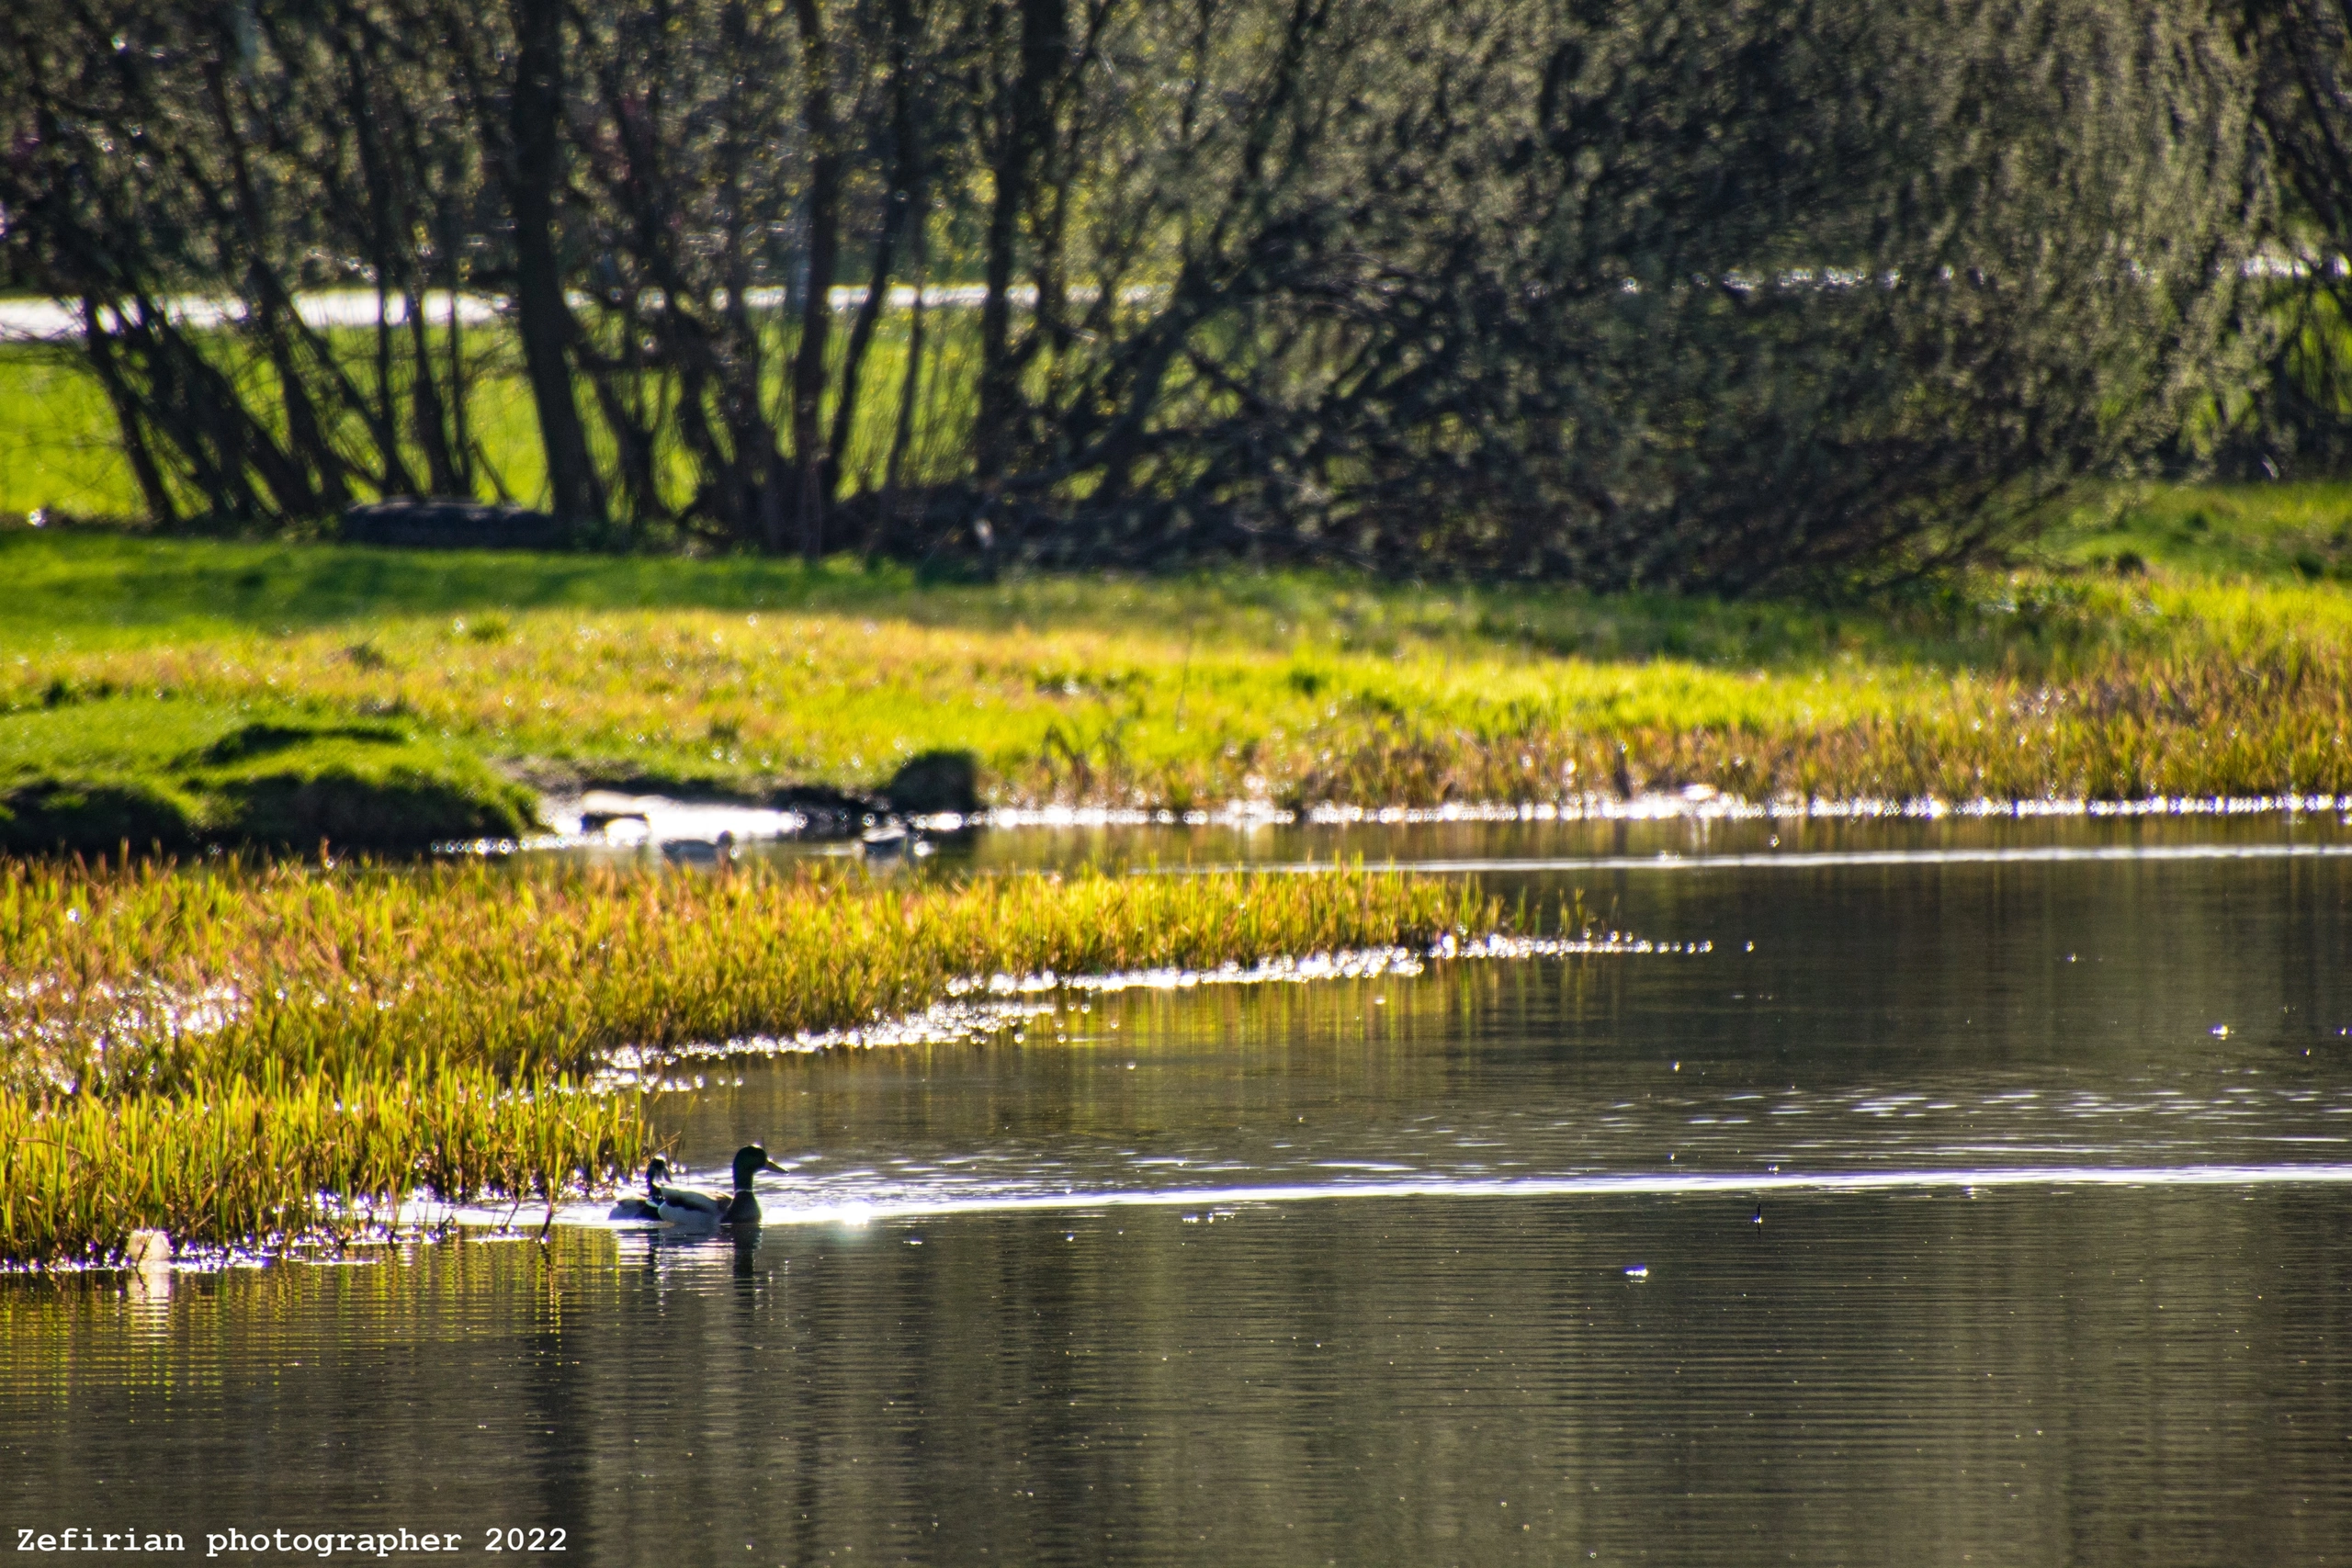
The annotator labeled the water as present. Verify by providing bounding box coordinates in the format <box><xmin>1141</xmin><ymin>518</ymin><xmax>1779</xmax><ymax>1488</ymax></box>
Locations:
<box><xmin>532</xmin><ymin>791</ymin><xmax>2352</xmax><ymax>877</ymax></box>
<box><xmin>6</xmin><ymin>838</ymin><xmax>2352</xmax><ymax>1564</ymax></box>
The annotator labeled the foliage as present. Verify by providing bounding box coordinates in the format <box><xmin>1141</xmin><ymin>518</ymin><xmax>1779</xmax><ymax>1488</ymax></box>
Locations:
<box><xmin>0</xmin><ymin>0</ymin><xmax>2269</xmax><ymax>589</ymax></box>
<box><xmin>0</xmin><ymin>1066</ymin><xmax>641</xmax><ymax>1265</ymax></box>
<box><xmin>2224</xmin><ymin>2</ymin><xmax>2352</xmax><ymax>474</ymax></box>
<box><xmin>0</xmin><ymin>856</ymin><xmax>1510</xmax><ymax>1099</ymax></box>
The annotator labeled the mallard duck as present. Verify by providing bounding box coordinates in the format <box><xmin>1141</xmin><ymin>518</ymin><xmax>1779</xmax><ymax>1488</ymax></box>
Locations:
<box><xmin>661</xmin><ymin>829</ymin><xmax>736</xmax><ymax>864</ymax></box>
<box><xmin>654</xmin><ymin>1145</ymin><xmax>788</xmax><ymax>1227</ymax></box>
<box><xmin>607</xmin><ymin>1156</ymin><xmax>672</xmax><ymax>1221</ymax></box>
<box><xmin>857</xmin><ymin>819</ymin><xmax>910</xmax><ymax>858</ymax></box>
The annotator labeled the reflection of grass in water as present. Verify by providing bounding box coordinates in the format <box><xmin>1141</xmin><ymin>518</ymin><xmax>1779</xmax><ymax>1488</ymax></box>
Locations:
<box><xmin>6</xmin><ymin>525</ymin><xmax>2351</xmax><ymax>808</ymax></box>
<box><xmin>0</xmin><ymin>856</ymin><xmax>1521</xmax><ymax>1264</ymax></box>
<box><xmin>756</xmin><ymin>952</ymin><xmax>1631</xmax><ymax>1155</ymax></box>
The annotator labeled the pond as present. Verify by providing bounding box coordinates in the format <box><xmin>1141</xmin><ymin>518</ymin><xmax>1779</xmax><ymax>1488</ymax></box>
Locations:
<box><xmin>5</xmin><ymin>822</ymin><xmax>2350</xmax><ymax>1564</ymax></box>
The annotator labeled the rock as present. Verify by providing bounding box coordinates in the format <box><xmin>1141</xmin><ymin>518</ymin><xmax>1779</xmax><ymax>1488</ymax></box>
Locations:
<box><xmin>881</xmin><ymin>750</ymin><xmax>980</xmax><ymax>817</ymax></box>
<box><xmin>341</xmin><ymin>498</ymin><xmax>569</xmax><ymax>550</ymax></box>
<box><xmin>769</xmin><ymin>784</ymin><xmax>885</xmax><ymax>838</ymax></box>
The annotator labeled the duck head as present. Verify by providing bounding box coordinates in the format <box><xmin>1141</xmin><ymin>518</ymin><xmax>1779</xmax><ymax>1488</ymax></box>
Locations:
<box><xmin>644</xmin><ymin>1156</ymin><xmax>670</xmax><ymax>1192</ymax></box>
<box><xmin>730</xmin><ymin>1145</ymin><xmax>788</xmax><ymax>1191</ymax></box>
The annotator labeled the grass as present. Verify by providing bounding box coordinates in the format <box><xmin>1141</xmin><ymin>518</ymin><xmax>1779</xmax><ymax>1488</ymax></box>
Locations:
<box><xmin>0</xmin><ymin>700</ymin><xmax>541</xmax><ymax>852</ymax></box>
<box><xmin>0</xmin><ymin>1065</ymin><xmax>643</xmax><ymax>1269</ymax></box>
<box><xmin>0</xmin><ymin>310</ymin><xmax>980</xmax><ymax>530</ymax></box>
<box><xmin>0</xmin><ymin>344</ymin><xmax>141</xmax><ymax>523</ymax></box>
<box><xmin>0</xmin><ymin>855</ymin><xmax>1526</xmax><ymax>1264</ymax></box>
<box><xmin>6</xmin><ymin>323</ymin><xmax>2352</xmax><ymax>819</ymax></box>
<box><xmin>2046</xmin><ymin>482</ymin><xmax>2352</xmax><ymax>584</ymax></box>
<box><xmin>4</xmin><ymin>491</ymin><xmax>2351</xmax><ymax>826</ymax></box>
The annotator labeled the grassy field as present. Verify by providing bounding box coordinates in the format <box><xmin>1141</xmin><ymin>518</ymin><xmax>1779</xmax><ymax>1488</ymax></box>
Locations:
<box><xmin>0</xmin><ymin>858</ymin><xmax>1523</xmax><ymax>1264</ymax></box>
<box><xmin>0</xmin><ymin>311</ymin><xmax>980</xmax><ymax>530</ymax></box>
<box><xmin>5</xmin><ymin>485</ymin><xmax>2352</xmax><ymax>840</ymax></box>
<box><xmin>8</xmin><ymin>324</ymin><xmax>2352</xmax><ymax>825</ymax></box>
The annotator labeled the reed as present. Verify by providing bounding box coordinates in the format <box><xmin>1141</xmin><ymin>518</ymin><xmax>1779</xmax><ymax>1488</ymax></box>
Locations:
<box><xmin>1</xmin><ymin>857</ymin><xmax>1505</xmax><ymax>1095</ymax></box>
<box><xmin>0</xmin><ymin>1064</ymin><xmax>642</xmax><ymax>1265</ymax></box>
<box><xmin>0</xmin><ymin>857</ymin><xmax>1521</xmax><ymax>1264</ymax></box>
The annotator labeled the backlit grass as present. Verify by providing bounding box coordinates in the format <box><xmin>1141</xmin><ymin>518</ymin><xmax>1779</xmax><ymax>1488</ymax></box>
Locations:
<box><xmin>0</xmin><ymin>345</ymin><xmax>138</xmax><ymax>522</ymax></box>
<box><xmin>2049</xmin><ymin>481</ymin><xmax>2352</xmax><ymax>583</ymax></box>
<box><xmin>5</xmin><ymin>522</ymin><xmax>2350</xmax><ymax>813</ymax></box>
<box><xmin>0</xmin><ymin>1066</ymin><xmax>643</xmax><ymax>1268</ymax></box>
<box><xmin>0</xmin><ymin>855</ymin><xmax>1522</xmax><ymax>1263</ymax></box>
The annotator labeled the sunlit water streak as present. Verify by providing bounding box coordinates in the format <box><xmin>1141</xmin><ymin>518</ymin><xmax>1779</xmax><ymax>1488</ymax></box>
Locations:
<box><xmin>496</xmin><ymin>791</ymin><xmax>2352</xmax><ymax>865</ymax></box>
<box><xmin>534</xmin><ymin>1160</ymin><xmax>2352</xmax><ymax>1235</ymax></box>
<box><xmin>1167</xmin><ymin>840</ymin><xmax>2352</xmax><ymax>874</ymax></box>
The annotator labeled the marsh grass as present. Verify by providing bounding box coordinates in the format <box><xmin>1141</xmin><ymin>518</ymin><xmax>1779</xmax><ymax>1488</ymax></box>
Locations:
<box><xmin>0</xmin><ymin>856</ymin><xmax>1521</xmax><ymax>1264</ymax></box>
<box><xmin>0</xmin><ymin>1065</ymin><xmax>641</xmax><ymax>1265</ymax></box>
<box><xmin>6</xmin><ymin>525</ymin><xmax>2350</xmax><ymax>813</ymax></box>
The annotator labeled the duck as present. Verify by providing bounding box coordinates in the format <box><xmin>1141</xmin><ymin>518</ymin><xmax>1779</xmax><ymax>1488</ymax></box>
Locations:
<box><xmin>857</xmin><ymin>818</ymin><xmax>910</xmax><ymax>858</ymax></box>
<box><xmin>606</xmin><ymin>1156</ymin><xmax>672</xmax><ymax>1222</ymax></box>
<box><xmin>653</xmin><ymin>1145</ymin><xmax>788</xmax><ymax>1227</ymax></box>
<box><xmin>661</xmin><ymin>829</ymin><xmax>736</xmax><ymax>865</ymax></box>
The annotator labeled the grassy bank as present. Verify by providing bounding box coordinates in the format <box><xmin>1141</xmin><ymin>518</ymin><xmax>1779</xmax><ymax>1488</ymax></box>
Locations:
<box><xmin>0</xmin><ymin>703</ymin><xmax>540</xmax><ymax>852</ymax></box>
<box><xmin>5</xmin><ymin>486</ymin><xmax>2352</xmax><ymax>835</ymax></box>
<box><xmin>0</xmin><ymin>858</ymin><xmax>1520</xmax><ymax>1263</ymax></box>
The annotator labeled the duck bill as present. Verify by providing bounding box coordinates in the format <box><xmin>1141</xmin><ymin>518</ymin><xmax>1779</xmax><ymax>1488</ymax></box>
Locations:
<box><xmin>761</xmin><ymin>1159</ymin><xmax>788</xmax><ymax>1174</ymax></box>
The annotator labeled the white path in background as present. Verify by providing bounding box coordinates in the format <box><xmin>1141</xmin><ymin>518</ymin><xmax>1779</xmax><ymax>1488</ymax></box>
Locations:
<box><xmin>0</xmin><ymin>282</ymin><xmax>1135</xmax><ymax>344</ymax></box>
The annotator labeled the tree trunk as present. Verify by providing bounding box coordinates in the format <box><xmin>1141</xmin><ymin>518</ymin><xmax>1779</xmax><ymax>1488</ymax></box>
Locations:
<box><xmin>827</xmin><ymin>0</ymin><xmax>924</xmax><ymax>503</ymax></box>
<box><xmin>507</xmin><ymin>0</ymin><xmax>604</xmax><ymax>529</ymax></box>
<box><xmin>788</xmin><ymin>0</ymin><xmax>842</xmax><ymax>560</ymax></box>
<box><xmin>974</xmin><ymin>0</ymin><xmax>1066</xmax><ymax>485</ymax></box>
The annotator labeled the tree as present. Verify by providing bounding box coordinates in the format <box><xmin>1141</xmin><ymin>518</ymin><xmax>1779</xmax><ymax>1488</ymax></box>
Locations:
<box><xmin>1</xmin><ymin>0</ymin><xmax>2273</xmax><ymax>591</ymax></box>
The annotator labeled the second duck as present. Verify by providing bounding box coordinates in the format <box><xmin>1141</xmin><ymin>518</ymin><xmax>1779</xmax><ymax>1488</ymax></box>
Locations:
<box><xmin>655</xmin><ymin>1145</ymin><xmax>789</xmax><ymax>1227</ymax></box>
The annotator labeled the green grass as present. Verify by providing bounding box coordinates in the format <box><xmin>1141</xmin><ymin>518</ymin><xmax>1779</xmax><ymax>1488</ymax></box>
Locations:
<box><xmin>0</xmin><ymin>698</ymin><xmax>540</xmax><ymax>852</ymax></box>
<box><xmin>7</xmin><ymin>327</ymin><xmax>2349</xmax><ymax>819</ymax></box>
<box><xmin>2047</xmin><ymin>481</ymin><xmax>2352</xmax><ymax>583</ymax></box>
<box><xmin>0</xmin><ymin>310</ymin><xmax>978</xmax><ymax>529</ymax></box>
<box><xmin>9</xmin><ymin>342</ymin><xmax>2352</xmax><ymax>1267</ymax></box>
<box><xmin>0</xmin><ymin>856</ymin><xmax>1527</xmax><ymax>1264</ymax></box>
<box><xmin>0</xmin><ymin>1065</ymin><xmax>643</xmax><ymax>1269</ymax></box>
<box><xmin>0</xmin><ymin>345</ymin><xmax>141</xmax><ymax>523</ymax></box>
<box><xmin>4</xmin><ymin>497</ymin><xmax>2351</xmax><ymax>820</ymax></box>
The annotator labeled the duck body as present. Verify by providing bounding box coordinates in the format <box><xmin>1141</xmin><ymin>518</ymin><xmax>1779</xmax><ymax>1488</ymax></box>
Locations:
<box><xmin>653</xmin><ymin>1145</ymin><xmax>787</xmax><ymax>1228</ymax></box>
<box><xmin>660</xmin><ymin>829</ymin><xmax>736</xmax><ymax>865</ymax></box>
<box><xmin>651</xmin><ymin>1179</ymin><xmax>726</xmax><ymax>1227</ymax></box>
<box><xmin>857</xmin><ymin>819</ymin><xmax>910</xmax><ymax>858</ymax></box>
<box><xmin>607</xmin><ymin>1156</ymin><xmax>673</xmax><ymax>1222</ymax></box>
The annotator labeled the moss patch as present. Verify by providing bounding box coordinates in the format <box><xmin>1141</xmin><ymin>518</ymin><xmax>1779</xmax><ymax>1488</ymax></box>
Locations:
<box><xmin>0</xmin><ymin>698</ymin><xmax>539</xmax><ymax>853</ymax></box>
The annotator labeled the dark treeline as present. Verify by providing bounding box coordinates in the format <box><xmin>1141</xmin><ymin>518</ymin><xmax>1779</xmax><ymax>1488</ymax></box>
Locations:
<box><xmin>0</xmin><ymin>1</ymin><xmax>2329</xmax><ymax>590</ymax></box>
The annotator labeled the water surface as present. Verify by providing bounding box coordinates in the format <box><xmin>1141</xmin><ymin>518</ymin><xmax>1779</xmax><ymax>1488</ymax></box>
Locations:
<box><xmin>5</xmin><ymin>841</ymin><xmax>2349</xmax><ymax>1565</ymax></box>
